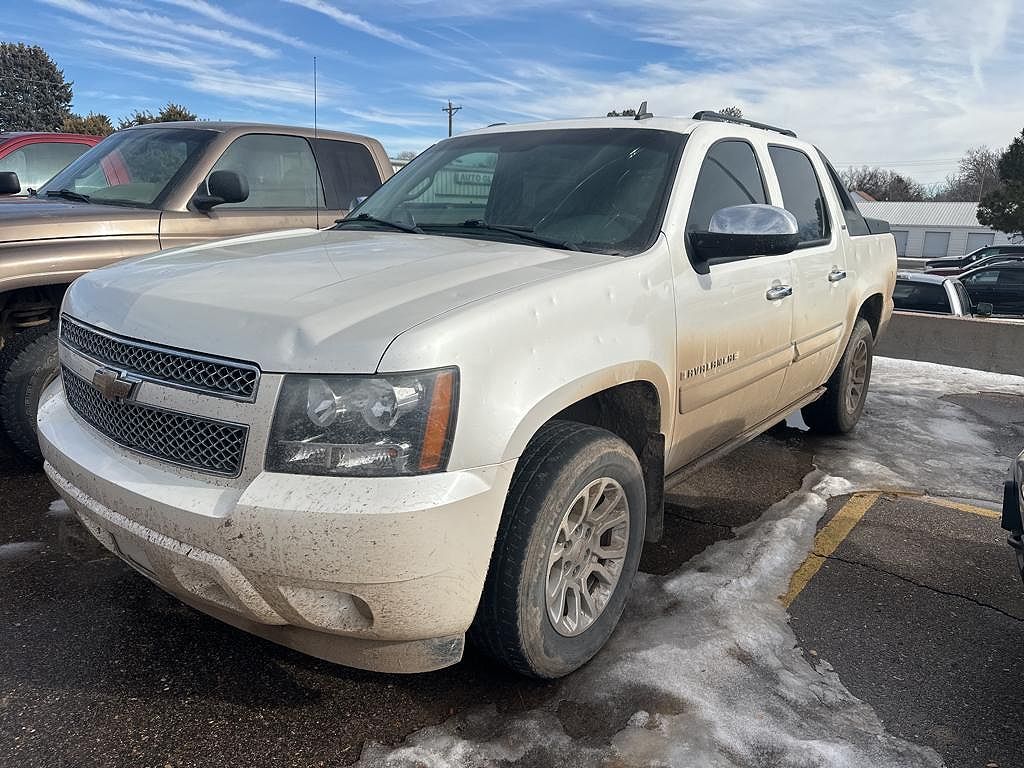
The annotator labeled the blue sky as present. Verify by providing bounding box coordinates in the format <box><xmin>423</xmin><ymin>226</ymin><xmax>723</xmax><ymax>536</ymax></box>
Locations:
<box><xmin>6</xmin><ymin>0</ymin><xmax>1023</xmax><ymax>188</ymax></box>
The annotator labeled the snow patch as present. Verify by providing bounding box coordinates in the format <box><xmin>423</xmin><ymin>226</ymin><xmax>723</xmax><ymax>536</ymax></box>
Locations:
<box><xmin>47</xmin><ymin>499</ymin><xmax>73</xmax><ymax>518</ymax></box>
<box><xmin>0</xmin><ymin>541</ymin><xmax>43</xmax><ymax>560</ymax></box>
<box><xmin>813</xmin><ymin>357</ymin><xmax>1024</xmax><ymax>502</ymax></box>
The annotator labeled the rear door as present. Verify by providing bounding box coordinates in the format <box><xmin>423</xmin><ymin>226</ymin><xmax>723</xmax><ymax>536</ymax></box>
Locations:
<box><xmin>670</xmin><ymin>138</ymin><xmax>793</xmax><ymax>468</ymax></box>
<box><xmin>159</xmin><ymin>133</ymin><xmax>330</xmax><ymax>247</ymax></box>
<box><xmin>769</xmin><ymin>145</ymin><xmax>849</xmax><ymax>397</ymax></box>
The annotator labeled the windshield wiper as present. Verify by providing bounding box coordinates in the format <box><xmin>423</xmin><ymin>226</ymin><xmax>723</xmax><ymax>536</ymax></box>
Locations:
<box><xmin>45</xmin><ymin>188</ymin><xmax>90</xmax><ymax>203</ymax></box>
<box><xmin>428</xmin><ymin>220</ymin><xmax>580</xmax><ymax>251</ymax></box>
<box><xmin>334</xmin><ymin>213</ymin><xmax>423</xmax><ymax>234</ymax></box>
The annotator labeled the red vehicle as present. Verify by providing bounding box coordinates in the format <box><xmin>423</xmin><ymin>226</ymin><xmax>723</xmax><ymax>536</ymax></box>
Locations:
<box><xmin>0</xmin><ymin>132</ymin><xmax>102</xmax><ymax>195</ymax></box>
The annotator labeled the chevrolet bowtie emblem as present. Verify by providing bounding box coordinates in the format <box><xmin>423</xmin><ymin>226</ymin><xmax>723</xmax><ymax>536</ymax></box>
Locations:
<box><xmin>92</xmin><ymin>367</ymin><xmax>139</xmax><ymax>402</ymax></box>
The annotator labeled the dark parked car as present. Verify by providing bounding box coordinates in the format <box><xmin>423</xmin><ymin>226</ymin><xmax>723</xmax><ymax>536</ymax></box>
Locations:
<box><xmin>892</xmin><ymin>272</ymin><xmax>974</xmax><ymax>315</ymax></box>
<box><xmin>926</xmin><ymin>244</ymin><xmax>1024</xmax><ymax>275</ymax></box>
<box><xmin>0</xmin><ymin>132</ymin><xmax>101</xmax><ymax>195</ymax></box>
<box><xmin>1002</xmin><ymin>449</ymin><xmax>1024</xmax><ymax>585</ymax></box>
<box><xmin>958</xmin><ymin>257</ymin><xmax>1024</xmax><ymax>316</ymax></box>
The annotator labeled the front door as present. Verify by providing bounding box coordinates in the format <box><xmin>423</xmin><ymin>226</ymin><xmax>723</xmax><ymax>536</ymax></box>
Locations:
<box><xmin>669</xmin><ymin>139</ymin><xmax>794</xmax><ymax>470</ymax></box>
<box><xmin>159</xmin><ymin>133</ymin><xmax>341</xmax><ymax>248</ymax></box>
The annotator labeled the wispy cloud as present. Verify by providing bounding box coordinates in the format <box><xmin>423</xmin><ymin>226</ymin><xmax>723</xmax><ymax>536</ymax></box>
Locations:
<box><xmin>152</xmin><ymin>0</ymin><xmax>313</xmax><ymax>51</ymax></box>
<box><xmin>40</xmin><ymin>0</ymin><xmax>280</xmax><ymax>59</ymax></box>
<box><xmin>83</xmin><ymin>39</ymin><xmax>330</xmax><ymax>108</ymax></box>
<box><xmin>282</xmin><ymin>0</ymin><xmax>457</xmax><ymax>62</ymax></box>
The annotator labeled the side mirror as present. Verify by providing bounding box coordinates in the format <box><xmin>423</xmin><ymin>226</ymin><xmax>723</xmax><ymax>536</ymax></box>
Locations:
<box><xmin>976</xmin><ymin>302</ymin><xmax>994</xmax><ymax>318</ymax></box>
<box><xmin>0</xmin><ymin>171</ymin><xmax>21</xmax><ymax>196</ymax></box>
<box><xmin>689</xmin><ymin>204</ymin><xmax>800</xmax><ymax>273</ymax></box>
<box><xmin>193</xmin><ymin>170</ymin><xmax>249</xmax><ymax>211</ymax></box>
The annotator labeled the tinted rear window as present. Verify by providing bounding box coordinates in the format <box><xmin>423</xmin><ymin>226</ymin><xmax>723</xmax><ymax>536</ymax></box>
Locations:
<box><xmin>893</xmin><ymin>280</ymin><xmax>952</xmax><ymax>314</ymax></box>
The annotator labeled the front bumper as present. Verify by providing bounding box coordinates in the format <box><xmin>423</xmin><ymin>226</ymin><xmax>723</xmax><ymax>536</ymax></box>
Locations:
<box><xmin>38</xmin><ymin>381</ymin><xmax>516</xmax><ymax>673</ymax></box>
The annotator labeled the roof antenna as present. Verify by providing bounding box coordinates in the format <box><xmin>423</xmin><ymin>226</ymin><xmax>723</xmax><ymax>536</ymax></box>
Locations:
<box><xmin>634</xmin><ymin>100</ymin><xmax>653</xmax><ymax>120</ymax></box>
<box><xmin>313</xmin><ymin>55</ymin><xmax>320</xmax><ymax>229</ymax></box>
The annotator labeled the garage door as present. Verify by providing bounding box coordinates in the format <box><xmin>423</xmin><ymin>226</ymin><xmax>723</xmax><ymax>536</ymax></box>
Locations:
<box><xmin>923</xmin><ymin>231</ymin><xmax>951</xmax><ymax>258</ymax></box>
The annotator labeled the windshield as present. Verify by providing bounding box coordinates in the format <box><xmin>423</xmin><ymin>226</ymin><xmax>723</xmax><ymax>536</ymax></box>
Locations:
<box><xmin>37</xmin><ymin>128</ymin><xmax>217</xmax><ymax>208</ymax></box>
<box><xmin>343</xmin><ymin>128</ymin><xmax>685</xmax><ymax>255</ymax></box>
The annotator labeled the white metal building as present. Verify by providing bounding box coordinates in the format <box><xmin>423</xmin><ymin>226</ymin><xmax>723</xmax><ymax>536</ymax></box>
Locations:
<box><xmin>856</xmin><ymin>201</ymin><xmax>1014</xmax><ymax>259</ymax></box>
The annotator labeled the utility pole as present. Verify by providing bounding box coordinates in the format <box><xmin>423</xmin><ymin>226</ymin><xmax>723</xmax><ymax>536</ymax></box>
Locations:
<box><xmin>442</xmin><ymin>99</ymin><xmax>462</xmax><ymax>137</ymax></box>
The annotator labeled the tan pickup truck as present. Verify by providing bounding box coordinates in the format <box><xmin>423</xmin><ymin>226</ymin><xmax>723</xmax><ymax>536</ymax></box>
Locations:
<box><xmin>0</xmin><ymin>121</ymin><xmax>391</xmax><ymax>459</ymax></box>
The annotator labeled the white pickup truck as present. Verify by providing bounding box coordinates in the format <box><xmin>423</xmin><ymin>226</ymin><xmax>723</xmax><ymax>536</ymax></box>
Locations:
<box><xmin>38</xmin><ymin>111</ymin><xmax>896</xmax><ymax>678</ymax></box>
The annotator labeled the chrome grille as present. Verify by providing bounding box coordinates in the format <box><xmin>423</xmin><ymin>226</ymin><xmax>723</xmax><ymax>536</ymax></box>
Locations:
<box><xmin>60</xmin><ymin>316</ymin><xmax>259</xmax><ymax>400</ymax></box>
<box><xmin>62</xmin><ymin>367</ymin><xmax>247</xmax><ymax>476</ymax></box>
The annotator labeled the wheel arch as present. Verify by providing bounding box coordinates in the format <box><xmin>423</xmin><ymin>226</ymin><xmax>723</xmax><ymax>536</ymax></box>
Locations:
<box><xmin>857</xmin><ymin>292</ymin><xmax>884</xmax><ymax>339</ymax></box>
<box><xmin>503</xmin><ymin>363</ymin><xmax>670</xmax><ymax>543</ymax></box>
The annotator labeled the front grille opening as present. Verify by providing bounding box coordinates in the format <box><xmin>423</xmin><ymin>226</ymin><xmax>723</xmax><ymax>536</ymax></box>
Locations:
<box><xmin>60</xmin><ymin>317</ymin><xmax>259</xmax><ymax>400</ymax></box>
<box><xmin>62</xmin><ymin>366</ymin><xmax>247</xmax><ymax>476</ymax></box>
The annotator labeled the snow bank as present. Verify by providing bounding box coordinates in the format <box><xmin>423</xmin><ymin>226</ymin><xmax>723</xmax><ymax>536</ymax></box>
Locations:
<box><xmin>812</xmin><ymin>357</ymin><xmax>1024</xmax><ymax>502</ymax></box>
<box><xmin>356</xmin><ymin>471</ymin><xmax>941</xmax><ymax>768</ymax></box>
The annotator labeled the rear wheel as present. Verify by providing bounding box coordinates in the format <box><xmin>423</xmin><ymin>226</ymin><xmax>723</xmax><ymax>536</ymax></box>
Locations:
<box><xmin>802</xmin><ymin>317</ymin><xmax>873</xmax><ymax>435</ymax></box>
<box><xmin>470</xmin><ymin>420</ymin><xmax>646</xmax><ymax>678</ymax></box>
<box><xmin>0</xmin><ymin>324</ymin><xmax>59</xmax><ymax>462</ymax></box>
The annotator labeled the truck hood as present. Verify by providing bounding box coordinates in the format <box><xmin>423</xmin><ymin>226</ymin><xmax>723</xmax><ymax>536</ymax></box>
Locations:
<box><xmin>0</xmin><ymin>198</ymin><xmax>159</xmax><ymax>244</ymax></box>
<box><xmin>64</xmin><ymin>228</ymin><xmax>613</xmax><ymax>372</ymax></box>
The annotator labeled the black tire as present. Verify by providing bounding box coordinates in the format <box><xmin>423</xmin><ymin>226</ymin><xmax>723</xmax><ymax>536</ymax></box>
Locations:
<box><xmin>802</xmin><ymin>318</ymin><xmax>874</xmax><ymax>435</ymax></box>
<box><xmin>0</xmin><ymin>324</ymin><xmax>59</xmax><ymax>463</ymax></box>
<box><xmin>470</xmin><ymin>420</ymin><xmax>646</xmax><ymax>678</ymax></box>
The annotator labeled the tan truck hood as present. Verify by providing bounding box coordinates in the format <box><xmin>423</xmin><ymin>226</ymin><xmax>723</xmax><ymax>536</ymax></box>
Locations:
<box><xmin>64</xmin><ymin>228</ymin><xmax>612</xmax><ymax>373</ymax></box>
<box><xmin>0</xmin><ymin>199</ymin><xmax>159</xmax><ymax>244</ymax></box>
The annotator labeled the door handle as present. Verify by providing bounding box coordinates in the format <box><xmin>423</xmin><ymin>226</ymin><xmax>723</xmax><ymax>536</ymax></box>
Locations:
<box><xmin>828</xmin><ymin>269</ymin><xmax>848</xmax><ymax>282</ymax></box>
<box><xmin>766</xmin><ymin>285</ymin><xmax>793</xmax><ymax>301</ymax></box>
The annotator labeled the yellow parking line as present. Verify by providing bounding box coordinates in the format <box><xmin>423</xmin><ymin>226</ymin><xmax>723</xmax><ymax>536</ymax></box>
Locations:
<box><xmin>913</xmin><ymin>495</ymin><xmax>1000</xmax><ymax>520</ymax></box>
<box><xmin>782</xmin><ymin>492</ymin><xmax>881</xmax><ymax>608</ymax></box>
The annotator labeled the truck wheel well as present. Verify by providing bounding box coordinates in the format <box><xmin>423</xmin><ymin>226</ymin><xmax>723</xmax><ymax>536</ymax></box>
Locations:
<box><xmin>857</xmin><ymin>293</ymin><xmax>883</xmax><ymax>338</ymax></box>
<box><xmin>549</xmin><ymin>381</ymin><xmax>665</xmax><ymax>543</ymax></box>
<box><xmin>0</xmin><ymin>285</ymin><xmax>66</xmax><ymax>342</ymax></box>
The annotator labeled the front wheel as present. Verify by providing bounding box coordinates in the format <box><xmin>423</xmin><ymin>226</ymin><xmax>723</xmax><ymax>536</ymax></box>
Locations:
<box><xmin>802</xmin><ymin>317</ymin><xmax>874</xmax><ymax>435</ymax></box>
<box><xmin>470</xmin><ymin>420</ymin><xmax>646</xmax><ymax>678</ymax></box>
<box><xmin>0</xmin><ymin>324</ymin><xmax>59</xmax><ymax>462</ymax></box>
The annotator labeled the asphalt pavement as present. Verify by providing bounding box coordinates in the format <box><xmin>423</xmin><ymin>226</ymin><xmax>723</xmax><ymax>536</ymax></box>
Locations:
<box><xmin>1</xmin><ymin>386</ymin><xmax>1023</xmax><ymax>767</ymax></box>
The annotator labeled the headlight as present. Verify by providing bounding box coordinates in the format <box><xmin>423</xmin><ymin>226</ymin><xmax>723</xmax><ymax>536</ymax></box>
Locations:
<box><xmin>266</xmin><ymin>368</ymin><xmax>458</xmax><ymax>477</ymax></box>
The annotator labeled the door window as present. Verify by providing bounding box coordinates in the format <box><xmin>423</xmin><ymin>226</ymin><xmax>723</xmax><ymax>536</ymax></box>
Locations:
<box><xmin>1</xmin><ymin>142</ymin><xmax>92</xmax><ymax>192</ymax></box>
<box><xmin>686</xmin><ymin>140</ymin><xmax>767</xmax><ymax>233</ymax></box>
<box><xmin>961</xmin><ymin>269</ymin><xmax>999</xmax><ymax>288</ymax></box>
<box><xmin>922</xmin><ymin>231</ymin><xmax>950</xmax><ymax>258</ymax></box>
<box><xmin>768</xmin><ymin>145</ymin><xmax>830</xmax><ymax>246</ymax></box>
<box><xmin>966</xmin><ymin>232</ymin><xmax>995</xmax><ymax>252</ymax></box>
<box><xmin>209</xmin><ymin>134</ymin><xmax>324</xmax><ymax>209</ymax></box>
<box><xmin>311</xmin><ymin>138</ymin><xmax>382</xmax><ymax>210</ymax></box>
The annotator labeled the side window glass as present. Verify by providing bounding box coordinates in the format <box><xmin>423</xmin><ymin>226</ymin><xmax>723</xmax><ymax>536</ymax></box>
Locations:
<box><xmin>768</xmin><ymin>145</ymin><xmax>830</xmax><ymax>246</ymax></box>
<box><xmin>311</xmin><ymin>139</ymin><xmax>383</xmax><ymax>210</ymax></box>
<box><xmin>686</xmin><ymin>140</ymin><xmax>766</xmax><ymax>233</ymax></box>
<box><xmin>962</xmin><ymin>270</ymin><xmax>998</xmax><ymax>287</ymax></box>
<box><xmin>209</xmin><ymin>134</ymin><xmax>324</xmax><ymax>209</ymax></box>
<box><xmin>1</xmin><ymin>143</ymin><xmax>91</xmax><ymax>191</ymax></box>
<box><xmin>816</xmin><ymin>150</ymin><xmax>870</xmax><ymax>236</ymax></box>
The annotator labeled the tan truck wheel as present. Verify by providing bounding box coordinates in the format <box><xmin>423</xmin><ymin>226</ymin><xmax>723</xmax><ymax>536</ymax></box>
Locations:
<box><xmin>470</xmin><ymin>420</ymin><xmax>646</xmax><ymax>678</ymax></box>
<box><xmin>802</xmin><ymin>318</ymin><xmax>874</xmax><ymax>435</ymax></box>
<box><xmin>0</xmin><ymin>325</ymin><xmax>58</xmax><ymax>462</ymax></box>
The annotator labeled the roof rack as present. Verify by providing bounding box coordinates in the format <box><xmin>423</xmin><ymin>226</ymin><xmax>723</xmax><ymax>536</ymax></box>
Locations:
<box><xmin>691</xmin><ymin>110</ymin><xmax>797</xmax><ymax>138</ymax></box>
